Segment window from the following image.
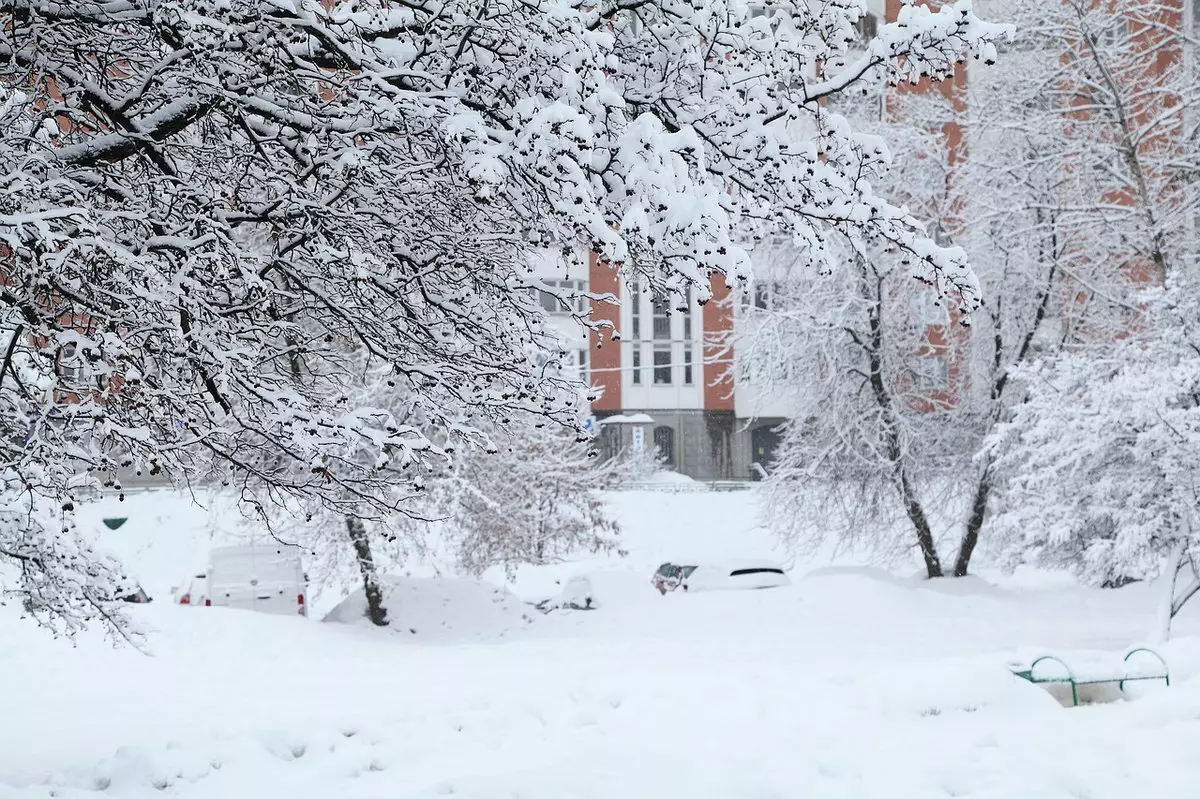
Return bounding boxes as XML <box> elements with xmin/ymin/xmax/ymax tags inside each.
<box><xmin>915</xmin><ymin>288</ymin><xmax>947</xmax><ymax>326</ymax></box>
<box><xmin>856</xmin><ymin>12</ymin><xmax>877</xmax><ymax>42</ymax></box>
<box><xmin>729</xmin><ymin>567</ymin><xmax>785</xmax><ymax>577</ymax></box>
<box><xmin>683</xmin><ymin>345</ymin><xmax>694</xmax><ymax>385</ymax></box>
<box><xmin>535</xmin><ymin>279</ymin><xmax>587</xmax><ymax>314</ymax></box>
<box><xmin>632</xmin><ymin>344</ymin><xmax>642</xmax><ymax>385</ymax></box>
<box><xmin>57</xmin><ymin>342</ymin><xmax>85</xmax><ymax>383</ymax></box>
<box><xmin>1090</xmin><ymin>150</ymin><xmax>1125</xmax><ymax>179</ymax></box>
<box><xmin>630</xmin><ymin>280</ymin><xmax>641</xmax><ymax>339</ymax></box>
<box><xmin>653</xmin><ymin>345</ymin><xmax>672</xmax><ymax>384</ymax></box>
<box><xmin>652</xmin><ymin>296</ymin><xmax>670</xmax><ymax>340</ymax></box>
<box><xmin>751</xmin><ymin>281</ymin><xmax>786</xmax><ymax>310</ymax></box>
<box><xmin>912</xmin><ymin>352</ymin><xmax>949</xmax><ymax>391</ymax></box>
<box><xmin>754</xmin><ymin>282</ymin><xmax>770</xmax><ymax>310</ymax></box>
<box><xmin>653</xmin><ymin>426</ymin><xmax>676</xmax><ymax>467</ymax></box>
<box><xmin>1094</xmin><ymin>16</ymin><xmax>1129</xmax><ymax>49</ymax></box>
<box><xmin>682</xmin><ymin>286</ymin><xmax>693</xmax><ymax>339</ymax></box>
<box><xmin>932</xmin><ymin>223</ymin><xmax>952</xmax><ymax>247</ymax></box>
<box><xmin>576</xmin><ymin>348</ymin><xmax>588</xmax><ymax>378</ymax></box>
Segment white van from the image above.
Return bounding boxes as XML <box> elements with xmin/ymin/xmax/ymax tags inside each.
<box><xmin>180</xmin><ymin>545</ymin><xmax>308</xmax><ymax>617</ymax></box>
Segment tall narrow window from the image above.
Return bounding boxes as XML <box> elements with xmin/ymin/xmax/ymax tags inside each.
<box><xmin>57</xmin><ymin>341</ymin><xmax>85</xmax><ymax>383</ymax></box>
<box><xmin>652</xmin><ymin>294</ymin><xmax>670</xmax><ymax>340</ymax></box>
<box><xmin>630</xmin><ymin>280</ymin><xmax>641</xmax><ymax>340</ymax></box>
<box><xmin>753</xmin><ymin>282</ymin><xmax>770</xmax><ymax>310</ymax></box>
<box><xmin>856</xmin><ymin>12</ymin><xmax>877</xmax><ymax>42</ymax></box>
<box><xmin>653</xmin><ymin>426</ymin><xmax>676</xmax><ymax>467</ymax></box>
<box><xmin>682</xmin><ymin>286</ymin><xmax>693</xmax><ymax>340</ymax></box>
<box><xmin>652</xmin><ymin>305</ymin><xmax>672</xmax><ymax>338</ymax></box>
<box><xmin>537</xmin><ymin>283</ymin><xmax>558</xmax><ymax>313</ymax></box>
<box><xmin>632</xmin><ymin>345</ymin><xmax>642</xmax><ymax>385</ymax></box>
<box><xmin>653</xmin><ymin>345</ymin><xmax>672</xmax><ymax>384</ymax></box>
<box><xmin>683</xmin><ymin>345</ymin><xmax>694</xmax><ymax>385</ymax></box>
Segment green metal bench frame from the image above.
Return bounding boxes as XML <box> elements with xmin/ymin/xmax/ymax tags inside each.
<box><xmin>1010</xmin><ymin>648</ymin><xmax>1169</xmax><ymax>706</ymax></box>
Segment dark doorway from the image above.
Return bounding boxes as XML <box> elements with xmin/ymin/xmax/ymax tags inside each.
<box><xmin>653</xmin><ymin>426</ymin><xmax>676</xmax><ymax>468</ymax></box>
<box><xmin>750</xmin><ymin>425</ymin><xmax>781</xmax><ymax>480</ymax></box>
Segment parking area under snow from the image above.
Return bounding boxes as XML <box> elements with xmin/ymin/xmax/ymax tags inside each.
<box><xmin>4</xmin><ymin>488</ymin><xmax>1200</xmax><ymax>798</ymax></box>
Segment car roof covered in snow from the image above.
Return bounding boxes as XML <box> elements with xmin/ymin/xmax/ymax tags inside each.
<box><xmin>663</xmin><ymin>559</ymin><xmax>786</xmax><ymax>573</ymax></box>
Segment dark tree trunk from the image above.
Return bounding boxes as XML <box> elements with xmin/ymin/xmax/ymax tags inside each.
<box><xmin>900</xmin><ymin>471</ymin><xmax>943</xmax><ymax>579</ymax></box>
<box><xmin>858</xmin><ymin>261</ymin><xmax>943</xmax><ymax>578</ymax></box>
<box><xmin>953</xmin><ymin>236</ymin><xmax>1060</xmax><ymax>578</ymax></box>
<box><xmin>346</xmin><ymin>516</ymin><xmax>388</xmax><ymax>627</ymax></box>
<box><xmin>953</xmin><ymin>470</ymin><xmax>991</xmax><ymax>577</ymax></box>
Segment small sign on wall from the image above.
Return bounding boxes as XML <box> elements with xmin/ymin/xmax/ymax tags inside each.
<box><xmin>631</xmin><ymin>426</ymin><xmax>645</xmax><ymax>451</ymax></box>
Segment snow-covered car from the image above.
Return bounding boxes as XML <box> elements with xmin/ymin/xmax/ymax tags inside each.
<box><xmin>534</xmin><ymin>575</ymin><xmax>597</xmax><ymax>613</ymax></box>
<box><xmin>173</xmin><ymin>545</ymin><xmax>308</xmax><ymax>616</ymax></box>
<box><xmin>174</xmin><ymin>572</ymin><xmax>210</xmax><ymax>607</ymax></box>
<box><xmin>652</xmin><ymin>561</ymin><xmax>789</xmax><ymax>594</ymax></box>
<box><xmin>111</xmin><ymin>583</ymin><xmax>153</xmax><ymax>604</ymax></box>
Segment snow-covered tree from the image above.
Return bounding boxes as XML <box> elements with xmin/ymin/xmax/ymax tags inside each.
<box><xmin>747</xmin><ymin>0</ymin><xmax>1199</xmax><ymax>578</ymax></box>
<box><xmin>740</xmin><ymin>109</ymin><xmax>973</xmax><ymax>578</ymax></box>
<box><xmin>988</xmin><ymin>279</ymin><xmax>1200</xmax><ymax>639</ymax></box>
<box><xmin>440</xmin><ymin>417</ymin><xmax>622</xmax><ymax>579</ymax></box>
<box><xmin>947</xmin><ymin>0</ymin><xmax>1200</xmax><ymax>574</ymax></box>
<box><xmin>0</xmin><ymin>0</ymin><xmax>1008</xmax><ymax>634</ymax></box>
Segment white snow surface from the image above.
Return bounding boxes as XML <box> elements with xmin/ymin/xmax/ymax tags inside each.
<box><xmin>643</xmin><ymin>469</ymin><xmax>695</xmax><ymax>483</ymax></box>
<box><xmin>597</xmin><ymin>413</ymin><xmax>655</xmax><ymax>425</ymax></box>
<box><xmin>5</xmin><ymin>488</ymin><xmax>1200</xmax><ymax>797</ymax></box>
<box><xmin>323</xmin><ymin>576</ymin><xmax>537</xmax><ymax>641</ymax></box>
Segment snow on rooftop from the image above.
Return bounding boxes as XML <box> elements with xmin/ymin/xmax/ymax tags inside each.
<box><xmin>598</xmin><ymin>413</ymin><xmax>655</xmax><ymax>425</ymax></box>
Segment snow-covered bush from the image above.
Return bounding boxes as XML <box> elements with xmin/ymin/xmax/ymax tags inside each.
<box><xmin>439</xmin><ymin>419</ymin><xmax>623</xmax><ymax>579</ymax></box>
<box><xmin>988</xmin><ymin>279</ymin><xmax>1200</xmax><ymax>637</ymax></box>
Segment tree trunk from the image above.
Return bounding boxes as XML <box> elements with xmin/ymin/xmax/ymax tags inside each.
<box><xmin>1153</xmin><ymin>539</ymin><xmax>1185</xmax><ymax>642</ymax></box>
<box><xmin>346</xmin><ymin>516</ymin><xmax>388</xmax><ymax>627</ymax></box>
<box><xmin>953</xmin><ymin>468</ymin><xmax>992</xmax><ymax>577</ymax></box>
<box><xmin>857</xmin><ymin>260</ymin><xmax>943</xmax><ymax>578</ymax></box>
<box><xmin>900</xmin><ymin>470</ymin><xmax>943</xmax><ymax>579</ymax></box>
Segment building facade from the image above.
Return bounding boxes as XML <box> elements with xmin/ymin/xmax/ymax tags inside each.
<box><xmin>532</xmin><ymin>249</ymin><xmax>786</xmax><ymax>481</ymax></box>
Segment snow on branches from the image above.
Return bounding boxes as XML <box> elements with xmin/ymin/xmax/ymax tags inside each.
<box><xmin>988</xmin><ymin>280</ymin><xmax>1200</xmax><ymax>627</ymax></box>
<box><xmin>438</xmin><ymin>418</ymin><xmax>623</xmax><ymax>580</ymax></box>
<box><xmin>0</xmin><ymin>0</ymin><xmax>1007</xmax><ymax>633</ymax></box>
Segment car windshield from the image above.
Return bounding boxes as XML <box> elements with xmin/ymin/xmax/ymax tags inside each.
<box><xmin>729</xmin><ymin>567</ymin><xmax>785</xmax><ymax>577</ymax></box>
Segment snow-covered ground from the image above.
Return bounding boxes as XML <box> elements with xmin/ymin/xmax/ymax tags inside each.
<box><xmin>5</xmin><ymin>487</ymin><xmax>1200</xmax><ymax>797</ymax></box>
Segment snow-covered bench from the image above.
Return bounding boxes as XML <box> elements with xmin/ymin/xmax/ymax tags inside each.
<box><xmin>1007</xmin><ymin>648</ymin><xmax>1169</xmax><ymax>707</ymax></box>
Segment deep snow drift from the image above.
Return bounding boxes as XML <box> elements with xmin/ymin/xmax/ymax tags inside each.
<box><xmin>5</xmin><ymin>487</ymin><xmax>1200</xmax><ymax>798</ymax></box>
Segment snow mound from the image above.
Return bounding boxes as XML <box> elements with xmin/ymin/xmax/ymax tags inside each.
<box><xmin>322</xmin><ymin>576</ymin><xmax>535</xmax><ymax>641</ymax></box>
<box><xmin>646</xmin><ymin>470</ymin><xmax>694</xmax><ymax>484</ymax></box>
<box><xmin>803</xmin><ymin>565</ymin><xmax>908</xmax><ymax>585</ymax></box>
<box><xmin>536</xmin><ymin>575</ymin><xmax>597</xmax><ymax>613</ymax></box>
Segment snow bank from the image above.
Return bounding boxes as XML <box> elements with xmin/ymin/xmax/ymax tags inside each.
<box><xmin>645</xmin><ymin>470</ymin><xmax>694</xmax><ymax>483</ymax></box>
<box><xmin>10</xmin><ymin>488</ymin><xmax>1200</xmax><ymax>798</ymax></box>
<box><xmin>323</xmin><ymin>576</ymin><xmax>536</xmax><ymax>641</ymax></box>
